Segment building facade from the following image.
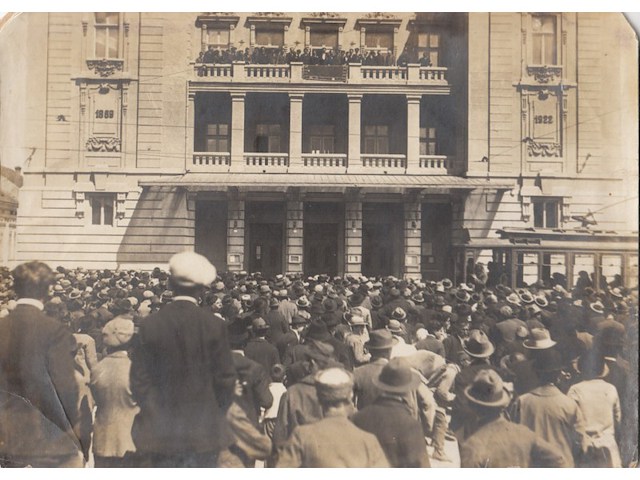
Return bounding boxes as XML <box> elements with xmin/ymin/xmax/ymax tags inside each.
<box><xmin>1</xmin><ymin>13</ymin><xmax>637</xmax><ymax>287</ymax></box>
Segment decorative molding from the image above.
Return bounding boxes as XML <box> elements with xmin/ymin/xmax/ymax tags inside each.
<box><xmin>86</xmin><ymin>59</ymin><xmax>124</xmax><ymax>77</ymax></box>
<box><xmin>526</xmin><ymin>65</ymin><xmax>563</xmax><ymax>84</ymax></box>
<box><xmin>86</xmin><ymin>136</ymin><xmax>121</xmax><ymax>152</ymax></box>
<box><xmin>116</xmin><ymin>192</ymin><xmax>127</xmax><ymax>219</ymax></box>
<box><xmin>124</xmin><ymin>22</ymin><xmax>130</xmax><ymax>38</ymax></box>
<box><xmin>82</xmin><ymin>21</ymin><xmax>88</xmax><ymax>36</ymax></box>
<box><xmin>75</xmin><ymin>192</ymin><xmax>85</xmax><ymax>218</ymax></box>
<box><xmin>254</xmin><ymin>12</ymin><xmax>286</xmax><ymax>17</ymax></box>
<box><xmin>310</xmin><ymin>12</ymin><xmax>341</xmax><ymax>18</ymax></box>
<box><xmin>523</xmin><ymin>137</ymin><xmax>562</xmax><ymax>157</ymax></box>
<box><xmin>365</xmin><ymin>12</ymin><xmax>398</xmax><ymax>20</ymax></box>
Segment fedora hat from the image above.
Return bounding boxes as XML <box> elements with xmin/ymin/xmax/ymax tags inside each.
<box><xmin>305</xmin><ymin>319</ymin><xmax>332</xmax><ymax>342</ymax></box>
<box><xmin>519</xmin><ymin>291</ymin><xmax>534</xmax><ymax>304</ymax></box>
<box><xmin>366</xmin><ymin>329</ymin><xmax>398</xmax><ymax>350</ymax></box>
<box><xmin>434</xmin><ymin>295</ymin><xmax>446</xmax><ymax>307</ymax></box>
<box><xmin>499</xmin><ymin>352</ymin><xmax>527</xmax><ymax>375</ymax></box>
<box><xmin>251</xmin><ymin>317</ymin><xmax>269</xmax><ymax>333</ymax></box>
<box><xmin>296</xmin><ymin>296</ymin><xmax>310</xmax><ymax>308</ymax></box>
<box><xmin>464</xmin><ymin>370</ymin><xmax>511</xmax><ymax>408</ymax></box>
<box><xmin>589</xmin><ymin>301</ymin><xmax>605</xmax><ymax>315</ymax></box>
<box><xmin>455</xmin><ymin>290</ymin><xmax>471</xmax><ymax>303</ymax></box>
<box><xmin>370</xmin><ymin>295</ymin><xmax>383</xmax><ymax>309</ymax></box>
<box><xmin>523</xmin><ymin>328</ymin><xmax>556</xmax><ymax>350</ymax></box>
<box><xmin>291</xmin><ymin>315</ymin><xmax>309</xmax><ymax>326</ymax></box>
<box><xmin>609</xmin><ymin>287</ymin><xmax>623</xmax><ymax>299</ymax></box>
<box><xmin>532</xmin><ymin>348</ymin><xmax>564</xmax><ymax>373</ymax></box>
<box><xmin>506</xmin><ymin>293</ymin><xmax>521</xmax><ymax>307</ymax></box>
<box><xmin>387</xmin><ymin>319</ymin><xmax>404</xmax><ymax>335</ymax></box>
<box><xmin>268</xmin><ymin>297</ymin><xmax>279</xmax><ymax>308</ymax></box>
<box><xmin>372</xmin><ymin>357</ymin><xmax>420</xmax><ymax>394</ymax></box>
<box><xmin>534</xmin><ymin>295</ymin><xmax>549</xmax><ymax>308</ymax></box>
<box><xmin>411</xmin><ymin>292</ymin><xmax>425</xmax><ymax>304</ymax></box>
<box><xmin>462</xmin><ymin>330</ymin><xmax>495</xmax><ymax>358</ymax></box>
<box><xmin>348</xmin><ymin>293</ymin><xmax>364</xmax><ymax>307</ymax></box>
<box><xmin>391</xmin><ymin>307</ymin><xmax>407</xmax><ymax>321</ymax></box>
<box><xmin>441</xmin><ymin>278</ymin><xmax>453</xmax><ymax>289</ymax></box>
<box><xmin>348</xmin><ymin>314</ymin><xmax>367</xmax><ymax>327</ymax></box>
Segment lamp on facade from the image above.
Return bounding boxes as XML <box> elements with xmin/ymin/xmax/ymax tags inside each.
<box><xmin>292</xmin><ymin>221</ymin><xmax>298</xmax><ymax>234</ymax></box>
<box><xmin>232</xmin><ymin>220</ymin><xmax>238</xmax><ymax>233</ymax></box>
<box><xmin>351</xmin><ymin>220</ymin><xmax>357</xmax><ymax>233</ymax></box>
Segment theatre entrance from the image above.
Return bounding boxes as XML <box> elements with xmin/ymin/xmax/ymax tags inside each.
<box><xmin>304</xmin><ymin>202</ymin><xmax>343</xmax><ymax>276</ymax></box>
<box><xmin>195</xmin><ymin>200</ymin><xmax>228</xmax><ymax>272</ymax></box>
<box><xmin>362</xmin><ymin>202</ymin><xmax>403</xmax><ymax>278</ymax></box>
<box><xmin>246</xmin><ymin>201</ymin><xmax>285</xmax><ymax>277</ymax></box>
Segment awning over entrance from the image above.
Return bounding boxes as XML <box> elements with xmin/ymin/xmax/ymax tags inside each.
<box><xmin>139</xmin><ymin>173</ymin><xmax>514</xmax><ymax>190</ymax></box>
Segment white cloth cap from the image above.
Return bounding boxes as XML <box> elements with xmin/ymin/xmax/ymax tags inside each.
<box><xmin>168</xmin><ymin>251</ymin><xmax>217</xmax><ymax>287</ymax></box>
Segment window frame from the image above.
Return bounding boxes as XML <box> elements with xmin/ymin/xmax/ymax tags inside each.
<box><xmin>88</xmin><ymin>193</ymin><xmax>115</xmax><ymax>227</ymax></box>
<box><xmin>527</xmin><ymin>13</ymin><xmax>561</xmax><ymax>67</ymax></box>
<box><xmin>308</xmin><ymin>124</ymin><xmax>336</xmax><ymax>154</ymax></box>
<box><xmin>416</xmin><ymin>30</ymin><xmax>441</xmax><ymax>67</ymax></box>
<box><xmin>363</xmin><ymin>124</ymin><xmax>390</xmax><ymax>155</ymax></box>
<box><xmin>94</xmin><ymin>12</ymin><xmax>121</xmax><ymax>59</ymax></box>
<box><xmin>205</xmin><ymin>123</ymin><xmax>230</xmax><ymax>153</ymax></box>
<box><xmin>419</xmin><ymin>126</ymin><xmax>438</xmax><ymax>156</ymax></box>
<box><xmin>531</xmin><ymin>197</ymin><xmax>561</xmax><ymax>228</ymax></box>
<box><xmin>254</xmin><ymin>123</ymin><xmax>282</xmax><ymax>153</ymax></box>
<box><xmin>363</xmin><ymin>27</ymin><xmax>394</xmax><ymax>53</ymax></box>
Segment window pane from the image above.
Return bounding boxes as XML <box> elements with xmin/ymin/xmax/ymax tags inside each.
<box><xmin>429</xmin><ymin>34</ymin><xmax>439</xmax><ymax>48</ymax></box>
<box><xmin>91</xmin><ymin>200</ymin><xmax>102</xmax><ymax>225</ymax></box>
<box><xmin>516</xmin><ymin>252</ymin><xmax>539</xmax><ymax>287</ymax></box>
<box><xmin>310</xmin><ymin>30</ymin><xmax>338</xmax><ymax>48</ymax></box>
<box><xmin>103</xmin><ymin>202</ymin><xmax>114</xmax><ymax>226</ymax></box>
<box><xmin>418</xmin><ymin>32</ymin><xmax>428</xmax><ymax>48</ymax></box>
<box><xmin>377</xmin><ymin>137</ymin><xmax>389</xmax><ymax>154</ymax></box>
<box><xmin>427</xmin><ymin>141</ymin><xmax>436</xmax><ymax>155</ymax></box>
<box><xmin>95</xmin><ymin>13</ymin><xmax>108</xmax><ymax>24</ymax></box>
<box><xmin>322</xmin><ymin>137</ymin><xmax>334</xmax><ymax>153</ymax></box>
<box><xmin>543</xmin><ymin>35</ymin><xmax>556</xmax><ymax>64</ymax></box>
<box><xmin>533</xmin><ymin>202</ymin><xmax>544</xmax><ymax>228</ymax></box>
<box><xmin>429</xmin><ymin>51</ymin><xmax>439</xmax><ymax>67</ymax></box>
<box><xmin>108</xmin><ymin>27</ymin><xmax>118</xmax><ymax>58</ymax></box>
<box><xmin>377</xmin><ymin>125</ymin><xmax>388</xmax><ymax>136</ymax></box>
<box><xmin>364</xmin><ymin>137</ymin><xmax>376</xmax><ymax>153</ymax></box>
<box><xmin>256</xmin><ymin>29</ymin><xmax>284</xmax><ymax>46</ymax></box>
<box><xmin>218</xmin><ymin>124</ymin><xmax>228</xmax><ymax>136</ymax></box>
<box><xmin>601</xmin><ymin>255</ymin><xmax>622</xmax><ymax>284</ymax></box>
<box><xmin>573</xmin><ymin>254</ymin><xmax>595</xmax><ymax>285</ymax></box>
<box><xmin>532</xmin><ymin>37</ymin><xmax>542</xmax><ymax>64</ymax></box>
<box><xmin>310</xmin><ymin>137</ymin><xmax>322</xmax><ymax>152</ymax></box>
<box><xmin>365</xmin><ymin>31</ymin><xmax>392</xmax><ymax>49</ymax></box>
<box><xmin>95</xmin><ymin>28</ymin><xmax>107</xmax><ymax>57</ymax></box>
<box><xmin>364</xmin><ymin>125</ymin><xmax>376</xmax><ymax>136</ymax></box>
<box><xmin>545</xmin><ymin>202</ymin><xmax>558</xmax><ymax>228</ymax></box>
<box><xmin>218</xmin><ymin>138</ymin><xmax>229</xmax><ymax>152</ymax></box>
<box><xmin>419</xmin><ymin>141</ymin><xmax>427</xmax><ymax>156</ymax></box>
<box><xmin>269</xmin><ymin>136</ymin><xmax>280</xmax><ymax>152</ymax></box>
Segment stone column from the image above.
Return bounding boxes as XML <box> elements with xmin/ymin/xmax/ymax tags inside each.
<box><xmin>230</xmin><ymin>93</ymin><xmax>245</xmax><ymax>170</ymax></box>
<box><xmin>286</xmin><ymin>198</ymin><xmax>304</xmax><ymax>275</ymax></box>
<box><xmin>403</xmin><ymin>200</ymin><xmax>422</xmax><ymax>280</ymax></box>
<box><xmin>406</xmin><ymin>95</ymin><xmax>421</xmax><ymax>173</ymax></box>
<box><xmin>186</xmin><ymin>92</ymin><xmax>196</xmax><ymax>170</ymax></box>
<box><xmin>289</xmin><ymin>94</ymin><xmax>304</xmax><ymax>172</ymax></box>
<box><xmin>348</xmin><ymin>94</ymin><xmax>362</xmax><ymax>171</ymax></box>
<box><xmin>345</xmin><ymin>199</ymin><xmax>362</xmax><ymax>277</ymax></box>
<box><xmin>227</xmin><ymin>197</ymin><xmax>245</xmax><ymax>273</ymax></box>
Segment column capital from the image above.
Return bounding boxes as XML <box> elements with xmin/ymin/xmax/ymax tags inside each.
<box><xmin>230</xmin><ymin>92</ymin><xmax>246</xmax><ymax>100</ymax></box>
<box><xmin>289</xmin><ymin>93</ymin><xmax>305</xmax><ymax>101</ymax></box>
<box><xmin>406</xmin><ymin>94</ymin><xmax>422</xmax><ymax>103</ymax></box>
<box><xmin>347</xmin><ymin>94</ymin><xmax>363</xmax><ymax>102</ymax></box>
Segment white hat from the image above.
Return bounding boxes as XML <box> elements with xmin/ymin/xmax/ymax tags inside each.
<box><xmin>168</xmin><ymin>251</ymin><xmax>217</xmax><ymax>288</ymax></box>
<box><xmin>102</xmin><ymin>316</ymin><xmax>135</xmax><ymax>348</ymax></box>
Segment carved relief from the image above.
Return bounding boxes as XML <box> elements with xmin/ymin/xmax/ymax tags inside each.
<box><xmin>526</xmin><ymin>65</ymin><xmax>563</xmax><ymax>84</ymax></box>
<box><xmin>364</xmin><ymin>13</ymin><xmax>398</xmax><ymax>20</ymax></box>
<box><xmin>86</xmin><ymin>59</ymin><xmax>124</xmax><ymax>77</ymax></box>
<box><xmin>523</xmin><ymin>137</ymin><xmax>562</xmax><ymax>157</ymax></box>
<box><xmin>86</xmin><ymin>136</ymin><xmax>121</xmax><ymax>152</ymax></box>
<box><xmin>309</xmin><ymin>12</ymin><xmax>341</xmax><ymax>18</ymax></box>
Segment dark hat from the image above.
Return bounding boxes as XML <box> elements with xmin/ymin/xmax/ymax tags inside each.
<box><xmin>227</xmin><ymin>320</ymin><xmax>249</xmax><ymax>345</ymax></box>
<box><xmin>389</xmin><ymin>288</ymin><xmax>401</xmax><ymax>298</ymax></box>
<box><xmin>348</xmin><ymin>293</ymin><xmax>364</xmax><ymax>307</ymax></box>
<box><xmin>462</xmin><ymin>330</ymin><xmax>495</xmax><ymax>358</ymax></box>
<box><xmin>455</xmin><ymin>290</ymin><xmax>471</xmax><ymax>303</ymax></box>
<box><xmin>523</xmin><ymin>328</ymin><xmax>556</xmax><ymax>350</ymax></box>
<box><xmin>291</xmin><ymin>315</ymin><xmax>308</xmax><ymax>326</ymax></box>
<box><xmin>370</xmin><ymin>296</ymin><xmax>383</xmax><ymax>309</ymax></box>
<box><xmin>251</xmin><ymin>317</ymin><xmax>269</xmax><ymax>333</ymax></box>
<box><xmin>269</xmin><ymin>297</ymin><xmax>279</xmax><ymax>308</ymax></box>
<box><xmin>578</xmin><ymin>352</ymin><xmax>609</xmax><ymax>379</ymax></box>
<box><xmin>391</xmin><ymin>307</ymin><xmax>407</xmax><ymax>321</ymax></box>
<box><xmin>321</xmin><ymin>312</ymin><xmax>340</xmax><ymax>328</ymax></box>
<box><xmin>365</xmin><ymin>329</ymin><xmax>398</xmax><ymax>350</ymax></box>
<box><xmin>532</xmin><ymin>348</ymin><xmax>563</xmax><ymax>373</ymax></box>
<box><xmin>499</xmin><ymin>352</ymin><xmax>527</xmax><ymax>375</ymax></box>
<box><xmin>305</xmin><ymin>319</ymin><xmax>332</xmax><ymax>342</ymax></box>
<box><xmin>464</xmin><ymin>369</ymin><xmax>511</xmax><ymax>408</ymax></box>
<box><xmin>412</xmin><ymin>292</ymin><xmax>425</xmax><ymax>304</ymax></box>
<box><xmin>323</xmin><ymin>298</ymin><xmax>337</xmax><ymax>312</ymax></box>
<box><xmin>296</xmin><ymin>296</ymin><xmax>310</xmax><ymax>308</ymax></box>
<box><xmin>434</xmin><ymin>295</ymin><xmax>446</xmax><ymax>307</ymax></box>
<box><xmin>372</xmin><ymin>357</ymin><xmax>420</xmax><ymax>393</ymax></box>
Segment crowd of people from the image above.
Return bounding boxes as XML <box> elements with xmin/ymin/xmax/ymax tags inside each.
<box><xmin>0</xmin><ymin>252</ymin><xmax>637</xmax><ymax>468</ymax></box>
<box><xmin>195</xmin><ymin>45</ymin><xmax>432</xmax><ymax>68</ymax></box>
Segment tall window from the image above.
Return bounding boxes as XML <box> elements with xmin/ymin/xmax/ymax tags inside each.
<box><xmin>365</xmin><ymin>28</ymin><xmax>393</xmax><ymax>52</ymax></box>
<box><xmin>89</xmin><ymin>194</ymin><xmax>115</xmax><ymax>226</ymax></box>
<box><xmin>420</xmin><ymin>126</ymin><xmax>437</xmax><ymax>155</ymax></box>
<box><xmin>95</xmin><ymin>13</ymin><xmax>120</xmax><ymax>58</ymax></box>
<box><xmin>532</xmin><ymin>198</ymin><xmax>560</xmax><ymax>228</ymax></box>
<box><xmin>254</xmin><ymin>124</ymin><xmax>281</xmax><ymax>152</ymax></box>
<box><xmin>205</xmin><ymin>124</ymin><xmax>229</xmax><ymax>152</ymax></box>
<box><xmin>310</xmin><ymin>28</ymin><xmax>339</xmax><ymax>51</ymax></box>
<box><xmin>363</xmin><ymin>125</ymin><xmax>389</xmax><ymax>154</ymax></box>
<box><xmin>531</xmin><ymin>14</ymin><xmax>557</xmax><ymax>65</ymax></box>
<box><xmin>417</xmin><ymin>31</ymin><xmax>440</xmax><ymax>66</ymax></box>
<box><xmin>207</xmin><ymin>28</ymin><xmax>230</xmax><ymax>49</ymax></box>
<box><xmin>309</xmin><ymin>125</ymin><xmax>335</xmax><ymax>153</ymax></box>
<box><xmin>255</xmin><ymin>27</ymin><xmax>284</xmax><ymax>47</ymax></box>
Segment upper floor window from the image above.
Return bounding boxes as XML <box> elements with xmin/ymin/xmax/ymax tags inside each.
<box><xmin>89</xmin><ymin>193</ymin><xmax>115</xmax><ymax>226</ymax></box>
<box><xmin>206</xmin><ymin>28</ymin><xmax>230</xmax><ymax>49</ymax></box>
<box><xmin>417</xmin><ymin>31</ymin><xmax>440</xmax><ymax>66</ymax></box>
<box><xmin>310</xmin><ymin>27</ymin><xmax>339</xmax><ymax>51</ymax></box>
<box><xmin>94</xmin><ymin>13</ymin><xmax>120</xmax><ymax>58</ymax></box>
<box><xmin>206</xmin><ymin>124</ymin><xmax>229</xmax><ymax>152</ymax></box>
<box><xmin>532</xmin><ymin>198</ymin><xmax>560</xmax><ymax>228</ymax></box>
<box><xmin>363</xmin><ymin>125</ymin><xmax>389</xmax><ymax>154</ymax></box>
<box><xmin>365</xmin><ymin>28</ymin><xmax>393</xmax><ymax>52</ymax></box>
<box><xmin>255</xmin><ymin>26</ymin><xmax>284</xmax><ymax>48</ymax></box>
<box><xmin>308</xmin><ymin>125</ymin><xmax>335</xmax><ymax>154</ymax></box>
<box><xmin>254</xmin><ymin>124</ymin><xmax>282</xmax><ymax>152</ymax></box>
<box><xmin>420</xmin><ymin>127</ymin><xmax>438</xmax><ymax>155</ymax></box>
<box><xmin>531</xmin><ymin>14</ymin><xmax>557</xmax><ymax>65</ymax></box>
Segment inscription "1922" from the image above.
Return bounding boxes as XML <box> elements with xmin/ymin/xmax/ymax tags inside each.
<box><xmin>534</xmin><ymin>115</ymin><xmax>553</xmax><ymax>124</ymax></box>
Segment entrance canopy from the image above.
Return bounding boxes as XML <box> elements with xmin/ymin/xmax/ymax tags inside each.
<box><xmin>139</xmin><ymin>173</ymin><xmax>514</xmax><ymax>191</ymax></box>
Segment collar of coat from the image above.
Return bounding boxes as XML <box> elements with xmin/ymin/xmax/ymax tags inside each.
<box><xmin>16</xmin><ymin>298</ymin><xmax>45</xmax><ymax>311</ymax></box>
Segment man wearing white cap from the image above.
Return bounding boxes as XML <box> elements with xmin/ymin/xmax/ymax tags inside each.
<box><xmin>129</xmin><ymin>251</ymin><xmax>237</xmax><ymax>467</ymax></box>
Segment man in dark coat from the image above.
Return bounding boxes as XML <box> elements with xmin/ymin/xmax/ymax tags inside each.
<box><xmin>352</xmin><ymin>358</ymin><xmax>431</xmax><ymax>467</ymax></box>
<box><xmin>129</xmin><ymin>252</ymin><xmax>237</xmax><ymax>467</ymax></box>
<box><xmin>0</xmin><ymin>261</ymin><xmax>84</xmax><ymax>467</ymax></box>
<box><xmin>353</xmin><ymin>329</ymin><xmax>397</xmax><ymax>410</ymax></box>
<box><xmin>244</xmin><ymin>317</ymin><xmax>280</xmax><ymax>374</ymax></box>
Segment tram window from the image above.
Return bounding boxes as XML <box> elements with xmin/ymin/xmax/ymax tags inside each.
<box><xmin>601</xmin><ymin>254</ymin><xmax>623</xmax><ymax>287</ymax></box>
<box><xmin>541</xmin><ymin>253</ymin><xmax>566</xmax><ymax>286</ymax></box>
<box><xmin>516</xmin><ymin>252</ymin><xmax>538</xmax><ymax>287</ymax></box>
<box><xmin>572</xmin><ymin>254</ymin><xmax>595</xmax><ymax>287</ymax></box>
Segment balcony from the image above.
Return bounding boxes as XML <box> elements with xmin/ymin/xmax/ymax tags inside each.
<box><xmin>243</xmin><ymin>153</ymin><xmax>289</xmax><ymax>172</ymax></box>
<box><xmin>191</xmin><ymin>152</ymin><xmax>231</xmax><ymax>171</ymax></box>
<box><xmin>417</xmin><ymin>155</ymin><xmax>450</xmax><ymax>174</ymax></box>
<box><xmin>192</xmin><ymin>61</ymin><xmax>448</xmax><ymax>87</ymax></box>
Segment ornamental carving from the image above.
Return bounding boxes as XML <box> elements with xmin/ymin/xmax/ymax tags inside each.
<box><xmin>364</xmin><ymin>12</ymin><xmax>398</xmax><ymax>20</ymax></box>
<box><xmin>527</xmin><ymin>65</ymin><xmax>563</xmax><ymax>84</ymax></box>
<box><xmin>86</xmin><ymin>136</ymin><xmax>121</xmax><ymax>152</ymax></box>
<box><xmin>309</xmin><ymin>12</ymin><xmax>341</xmax><ymax>18</ymax></box>
<box><xmin>523</xmin><ymin>137</ymin><xmax>561</xmax><ymax>157</ymax></box>
<box><xmin>253</xmin><ymin>12</ymin><xmax>285</xmax><ymax>17</ymax></box>
<box><xmin>86</xmin><ymin>59</ymin><xmax>124</xmax><ymax>77</ymax></box>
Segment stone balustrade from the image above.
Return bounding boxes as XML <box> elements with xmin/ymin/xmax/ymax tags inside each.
<box><xmin>191</xmin><ymin>152</ymin><xmax>231</xmax><ymax>171</ymax></box>
<box><xmin>418</xmin><ymin>155</ymin><xmax>449</xmax><ymax>173</ymax></box>
<box><xmin>301</xmin><ymin>153</ymin><xmax>347</xmax><ymax>168</ymax></box>
<box><xmin>360</xmin><ymin>154</ymin><xmax>407</xmax><ymax>169</ymax></box>
<box><xmin>244</xmin><ymin>153</ymin><xmax>289</xmax><ymax>167</ymax></box>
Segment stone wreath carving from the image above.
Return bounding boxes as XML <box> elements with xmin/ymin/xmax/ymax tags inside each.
<box><xmin>86</xmin><ymin>136</ymin><xmax>121</xmax><ymax>152</ymax></box>
<box><xmin>86</xmin><ymin>59</ymin><xmax>124</xmax><ymax>77</ymax></box>
<box><xmin>526</xmin><ymin>65</ymin><xmax>563</xmax><ymax>84</ymax></box>
<box><xmin>523</xmin><ymin>137</ymin><xmax>561</xmax><ymax>157</ymax></box>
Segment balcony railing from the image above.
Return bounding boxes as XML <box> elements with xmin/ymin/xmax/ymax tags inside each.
<box><xmin>418</xmin><ymin>155</ymin><xmax>450</xmax><ymax>173</ymax></box>
<box><xmin>192</xmin><ymin>62</ymin><xmax>448</xmax><ymax>86</ymax></box>
<box><xmin>361</xmin><ymin>154</ymin><xmax>407</xmax><ymax>169</ymax></box>
<box><xmin>301</xmin><ymin>153</ymin><xmax>347</xmax><ymax>168</ymax></box>
<box><xmin>244</xmin><ymin>153</ymin><xmax>289</xmax><ymax>168</ymax></box>
<box><xmin>191</xmin><ymin>152</ymin><xmax>230</xmax><ymax>171</ymax></box>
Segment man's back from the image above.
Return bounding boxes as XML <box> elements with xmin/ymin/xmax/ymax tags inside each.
<box><xmin>130</xmin><ymin>299</ymin><xmax>237</xmax><ymax>454</ymax></box>
<box><xmin>244</xmin><ymin>337</ymin><xmax>280</xmax><ymax>373</ymax></box>
<box><xmin>353</xmin><ymin>358</ymin><xmax>387</xmax><ymax>409</ymax></box>
<box><xmin>0</xmin><ymin>304</ymin><xmax>81</xmax><ymax>458</ymax></box>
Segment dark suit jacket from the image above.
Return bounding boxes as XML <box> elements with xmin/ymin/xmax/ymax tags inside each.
<box><xmin>231</xmin><ymin>351</ymin><xmax>273</xmax><ymax>426</ymax></box>
<box><xmin>0</xmin><ymin>304</ymin><xmax>81</xmax><ymax>458</ymax></box>
<box><xmin>244</xmin><ymin>337</ymin><xmax>280</xmax><ymax>374</ymax></box>
<box><xmin>130</xmin><ymin>299</ymin><xmax>237</xmax><ymax>454</ymax></box>
<box><xmin>352</xmin><ymin>396</ymin><xmax>430</xmax><ymax>467</ymax></box>
<box><xmin>415</xmin><ymin>336</ymin><xmax>446</xmax><ymax>358</ymax></box>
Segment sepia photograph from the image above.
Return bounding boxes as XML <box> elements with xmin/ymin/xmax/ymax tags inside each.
<box><xmin>0</xmin><ymin>5</ymin><xmax>638</xmax><ymax>469</ymax></box>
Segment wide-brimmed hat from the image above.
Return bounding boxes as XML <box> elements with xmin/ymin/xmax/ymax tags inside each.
<box><xmin>411</xmin><ymin>292</ymin><xmax>425</xmax><ymax>304</ymax></box>
<box><xmin>462</xmin><ymin>330</ymin><xmax>495</xmax><ymax>358</ymax></box>
<box><xmin>499</xmin><ymin>352</ymin><xmax>527</xmax><ymax>375</ymax></box>
<box><xmin>372</xmin><ymin>357</ymin><xmax>420</xmax><ymax>393</ymax></box>
<box><xmin>441</xmin><ymin>279</ymin><xmax>453</xmax><ymax>289</ymax></box>
<box><xmin>348</xmin><ymin>293</ymin><xmax>364</xmax><ymax>307</ymax></box>
<box><xmin>305</xmin><ymin>319</ymin><xmax>332</xmax><ymax>342</ymax></box>
<box><xmin>366</xmin><ymin>329</ymin><xmax>398</xmax><ymax>350</ymax></box>
<box><xmin>506</xmin><ymin>293</ymin><xmax>521</xmax><ymax>307</ymax></box>
<box><xmin>519</xmin><ymin>292</ymin><xmax>534</xmax><ymax>304</ymax></box>
<box><xmin>532</xmin><ymin>348</ymin><xmax>564</xmax><ymax>373</ymax></box>
<box><xmin>590</xmin><ymin>301</ymin><xmax>605</xmax><ymax>315</ymax></box>
<box><xmin>391</xmin><ymin>307</ymin><xmax>407</xmax><ymax>321</ymax></box>
<box><xmin>609</xmin><ymin>287</ymin><xmax>624</xmax><ymax>299</ymax></box>
<box><xmin>296</xmin><ymin>296</ymin><xmax>310</xmax><ymax>308</ymax></box>
<box><xmin>291</xmin><ymin>315</ymin><xmax>309</xmax><ymax>326</ymax></box>
<box><xmin>251</xmin><ymin>317</ymin><xmax>269</xmax><ymax>333</ymax></box>
<box><xmin>455</xmin><ymin>290</ymin><xmax>471</xmax><ymax>303</ymax></box>
<box><xmin>578</xmin><ymin>352</ymin><xmax>609</xmax><ymax>379</ymax></box>
<box><xmin>387</xmin><ymin>319</ymin><xmax>404</xmax><ymax>335</ymax></box>
<box><xmin>523</xmin><ymin>328</ymin><xmax>556</xmax><ymax>350</ymax></box>
<box><xmin>277</xmin><ymin>289</ymin><xmax>289</xmax><ymax>298</ymax></box>
<box><xmin>348</xmin><ymin>314</ymin><xmax>367</xmax><ymax>327</ymax></box>
<box><xmin>464</xmin><ymin>370</ymin><xmax>511</xmax><ymax>408</ymax></box>
<box><xmin>499</xmin><ymin>305</ymin><xmax>513</xmax><ymax>319</ymax></box>
<box><xmin>370</xmin><ymin>295</ymin><xmax>383</xmax><ymax>309</ymax></box>
<box><xmin>434</xmin><ymin>295</ymin><xmax>446</xmax><ymax>306</ymax></box>
<box><xmin>534</xmin><ymin>295</ymin><xmax>549</xmax><ymax>308</ymax></box>
<box><xmin>268</xmin><ymin>297</ymin><xmax>279</xmax><ymax>308</ymax></box>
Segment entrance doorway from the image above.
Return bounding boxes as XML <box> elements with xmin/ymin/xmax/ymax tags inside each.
<box><xmin>304</xmin><ymin>202</ymin><xmax>343</xmax><ymax>276</ymax></box>
<box><xmin>362</xmin><ymin>203</ymin><xmax>403</xmax><ymax>277</ymax></box>
<box><xmin>246</xmin><ymin>201</ymin><xmax>285</xmax><ymax>276</ymax></box>
<box><xmin>195</xmin><ymin>200</ymin><xmax>228</xmax><ymax>272</ymax></box>
<box><xmin>422</xmin><ymin>202</ymin><xmax>452</xmax><ymax>281</ymax></box>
